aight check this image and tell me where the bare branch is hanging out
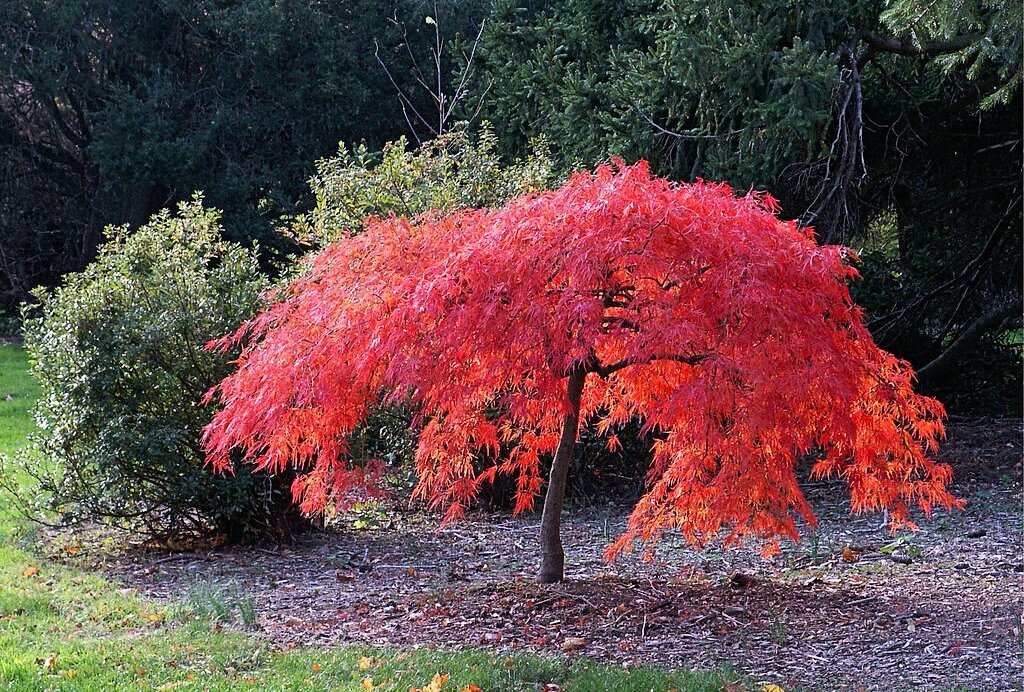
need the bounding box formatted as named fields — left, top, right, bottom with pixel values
left=916, top=297, right=1022, bottom=383
left=860, top=31, right=983, bottom=58
left=633, top=102, right=742, bottom=141
left=592, top=353, right=711, bottom=378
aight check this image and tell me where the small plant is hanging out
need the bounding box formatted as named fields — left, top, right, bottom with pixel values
left=880, top=534, right=923, bottom=559
left=805, top=529, right=824, bottom=565
left=349, top=500, right=390, bottom=530
left=769, top=611, right=790, bottom=646
left=173, top=580, right=258, bottom=628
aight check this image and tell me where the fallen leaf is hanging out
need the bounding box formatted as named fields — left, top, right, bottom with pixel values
left=22, top=566, right=39, bottom=578
left=38, top=654, right=57, bottom=670
left=360, top=676, right=374, bottom=691
left=561, top=637, right=588, bottom=653
left=841, top=547, right=862, bottom=563
left=461, top=685, right=483, bottom=692
left=144, top=613, right=162, bottom=622
left=728, top=572, right=755, bottom=588
left=423, top=672, right=449, bottom=692
left=312, top=664, right=322, bottom=672
left=761, top=685, right=786, bottom=692
left=65, top=546, right=81, bottom=556
left=723, top=682, right=745, bottom=692
left=358, top=656, right=375, bottom=670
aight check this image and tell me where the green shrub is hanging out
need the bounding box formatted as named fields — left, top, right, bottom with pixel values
left=297, top=123, right=557, bottom=244
left=3, top=196, right=290, bottom=541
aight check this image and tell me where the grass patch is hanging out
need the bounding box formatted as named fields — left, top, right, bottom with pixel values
left=0, top=345, right=39, bottom=460
left=0, top=345, right=738, bottom=690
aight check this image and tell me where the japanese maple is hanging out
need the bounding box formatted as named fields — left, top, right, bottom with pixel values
left=203, top=161, right=960, bottom=583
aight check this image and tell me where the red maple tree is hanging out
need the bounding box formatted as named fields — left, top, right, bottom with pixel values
left=204, top=162, right=961, bottom=582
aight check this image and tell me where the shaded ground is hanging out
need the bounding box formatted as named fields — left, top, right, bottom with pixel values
left=65, top=418, right=1023, bottom=691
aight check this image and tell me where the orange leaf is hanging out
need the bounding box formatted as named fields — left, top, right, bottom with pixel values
left=22, top=566, right=39, bottom=578
left=422, top=672, right=449, bottom=692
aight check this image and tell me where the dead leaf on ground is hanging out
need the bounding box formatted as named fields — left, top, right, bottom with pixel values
left=842, top=547, right=863, bottom=563
left=561, top=637, right=588, bottom=653
left=728, top=572, right=755, bottom=588
left=411, top=672, right=450, bottom=692
left=22, top=566, right=39, bottom=578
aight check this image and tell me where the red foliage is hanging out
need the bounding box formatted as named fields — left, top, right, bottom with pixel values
left=203, top=161, right=961, bottom=558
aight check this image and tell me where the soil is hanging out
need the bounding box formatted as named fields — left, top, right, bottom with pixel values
left=67, top=417, right=1024, bottom=691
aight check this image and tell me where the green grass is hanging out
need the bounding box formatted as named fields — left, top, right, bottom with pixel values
left=0, top=345, right=738, bottom=691
left=0, top=345, right=40, bottom=459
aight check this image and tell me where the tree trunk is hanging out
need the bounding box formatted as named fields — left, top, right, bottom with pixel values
left=537, top=368, right=587, bottom=583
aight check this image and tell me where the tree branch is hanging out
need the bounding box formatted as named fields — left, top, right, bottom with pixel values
left=591, top=353, right=710, bottom=378
left=916, top=297, right=1022, bottom=384
left=860, top=31, right=983, bottom=58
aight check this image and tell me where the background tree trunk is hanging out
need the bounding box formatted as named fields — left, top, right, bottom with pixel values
left=537, top=368, right=587, bottom=583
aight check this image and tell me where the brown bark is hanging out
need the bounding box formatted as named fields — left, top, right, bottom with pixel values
left=537, top=368, right=587, bottom=583
left=860, top=31, right=982, bottom=57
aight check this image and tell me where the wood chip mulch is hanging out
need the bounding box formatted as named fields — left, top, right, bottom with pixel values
left=78, top=417, right=1023, bottom=691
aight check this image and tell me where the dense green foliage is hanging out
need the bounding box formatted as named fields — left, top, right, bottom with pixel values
left=303, top=125, right=556, bottom=244
left=466, top=0, right=1022, bottom=410
left=1, top=0, right=1020, bottom=413
left=0, top=0, right=487, bottom=313
left=3, top=200, right=284, bottom=540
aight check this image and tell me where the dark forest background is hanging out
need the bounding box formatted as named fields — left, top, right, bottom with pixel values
left=1, top=0, right=1020, bottom=413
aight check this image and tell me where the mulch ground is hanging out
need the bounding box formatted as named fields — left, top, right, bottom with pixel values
left=68, top=417, right=1023, bottom=691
